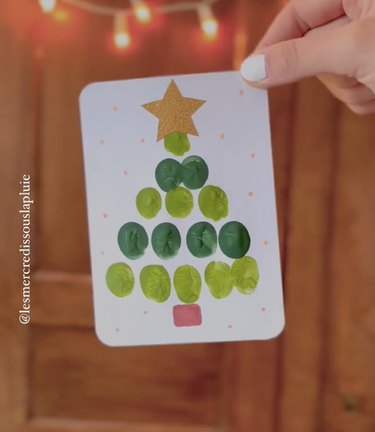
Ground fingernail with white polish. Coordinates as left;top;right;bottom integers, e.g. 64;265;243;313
240;54;267;82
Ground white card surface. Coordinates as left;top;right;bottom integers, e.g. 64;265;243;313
79;71;284;347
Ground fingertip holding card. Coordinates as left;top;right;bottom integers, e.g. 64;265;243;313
79;71;284;346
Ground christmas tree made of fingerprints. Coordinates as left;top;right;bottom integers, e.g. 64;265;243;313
105;80;259;327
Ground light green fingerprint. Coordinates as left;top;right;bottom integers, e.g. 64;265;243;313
198;185;228;221
204;261;233;299
174;265;201;304
231;256;259;294
165;186;193;218
136;187;162;219
164;132;190;156
140;265;171;303
106;262;135;298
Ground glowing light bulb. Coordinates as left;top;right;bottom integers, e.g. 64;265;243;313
114;32;131;49
198;4;218;41
39;0;57;14
113;12;131;50
132;0;151;23
202;17;218;39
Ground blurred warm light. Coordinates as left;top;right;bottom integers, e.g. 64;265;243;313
114;31;131;50
201;17;218;40
53;9;70;22
132;1;151;24
114;12;131;50
39;0;57;14
198;4;218;41
36;0;223;53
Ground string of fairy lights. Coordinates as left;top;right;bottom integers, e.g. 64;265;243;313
38;0;222;51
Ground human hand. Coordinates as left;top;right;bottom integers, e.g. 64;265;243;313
240;0;375;115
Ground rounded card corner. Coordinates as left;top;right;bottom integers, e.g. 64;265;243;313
94;325;118;348
265;314;285;340
79;82;100;106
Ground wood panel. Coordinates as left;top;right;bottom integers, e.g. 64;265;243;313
31;328;223;425
38;21;90;273
25;418;216;432
278;78;340;432
23;418;217;432
0;1;39;431
322;107;375;431
33;271;93;327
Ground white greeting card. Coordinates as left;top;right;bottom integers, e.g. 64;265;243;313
79;71;284;346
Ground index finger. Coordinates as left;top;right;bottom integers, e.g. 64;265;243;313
256;0;345;50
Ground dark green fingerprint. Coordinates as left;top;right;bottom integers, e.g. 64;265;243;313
118;222;149;260
152;223;181;259
186;222;217;258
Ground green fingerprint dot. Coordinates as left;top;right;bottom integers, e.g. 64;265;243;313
198;185;228;221
165;186;193;218
136;187;162;219
219;221;250;259
174;265;201;304
106;262;135;298
231;256;259;294
182;155;209;190
186;222;217;258
118;222;148;260
155;159;183;192
164;132;190;156
140;265;171;303
204;261;233;299
152;223;181;259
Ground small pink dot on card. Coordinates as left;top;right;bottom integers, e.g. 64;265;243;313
115;328;120;332
220;133;225;140
240;89;245;96
251;153;256;159
144;310;148;315
123;170;128;176
102;213;108;219
100;139;105;144
140;138;145;144
112;106;118;112
261;307;266;312
264;240;269;246
228;324;233;329
248;191;254;198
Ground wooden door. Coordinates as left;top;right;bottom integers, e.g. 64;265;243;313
1;1;374;431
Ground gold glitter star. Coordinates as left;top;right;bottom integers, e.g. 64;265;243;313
142;80;206;141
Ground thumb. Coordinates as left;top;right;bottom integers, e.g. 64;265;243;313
241;22;358;88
